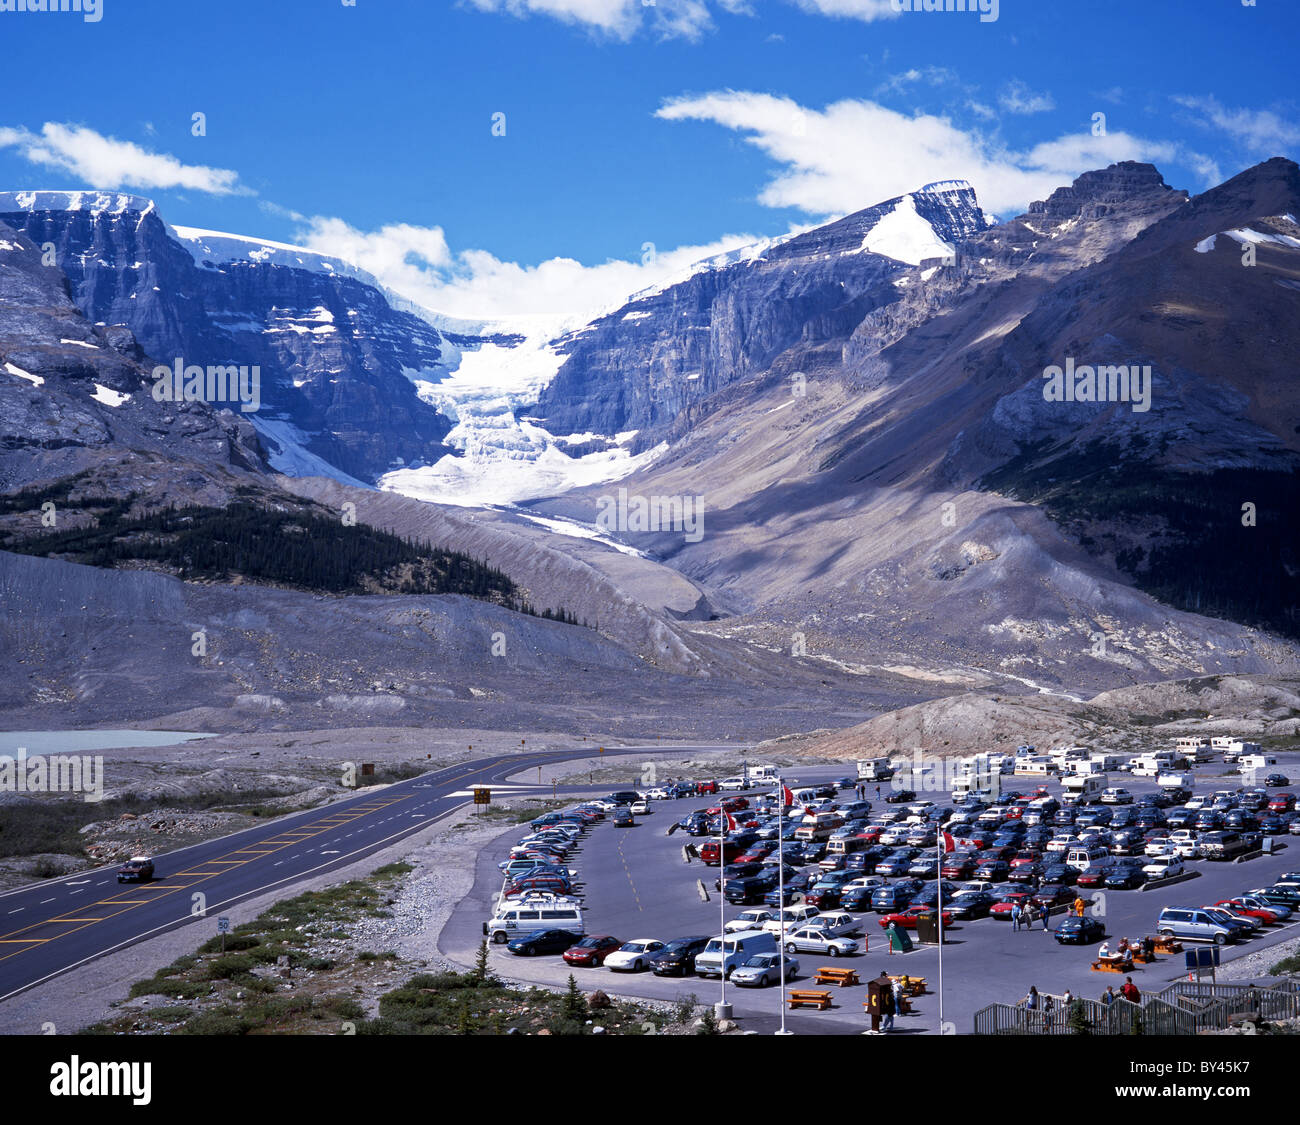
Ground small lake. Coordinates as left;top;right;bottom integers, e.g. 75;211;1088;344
0;730;218;754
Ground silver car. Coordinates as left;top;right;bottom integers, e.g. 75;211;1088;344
782;927;859;957
730;952;800;987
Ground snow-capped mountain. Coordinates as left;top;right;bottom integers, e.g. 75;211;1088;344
0;191;461;483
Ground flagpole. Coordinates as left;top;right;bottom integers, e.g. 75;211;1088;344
777;775;789;1034
937;827;945;1033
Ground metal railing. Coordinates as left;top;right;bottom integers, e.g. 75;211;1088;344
976;978;1300;1035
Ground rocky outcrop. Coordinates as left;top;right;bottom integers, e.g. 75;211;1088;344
0;191;464;482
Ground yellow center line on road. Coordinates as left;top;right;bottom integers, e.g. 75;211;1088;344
0;752;563;967
0;790;423;962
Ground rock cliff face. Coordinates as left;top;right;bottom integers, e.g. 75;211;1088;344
0;216;264;495
0;191;464;483
532;181;991;441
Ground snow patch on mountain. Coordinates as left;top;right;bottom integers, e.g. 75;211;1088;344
860;193;956;265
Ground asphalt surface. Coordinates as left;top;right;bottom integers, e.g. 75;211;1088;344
446;760;1300;1034
0;744;696;1003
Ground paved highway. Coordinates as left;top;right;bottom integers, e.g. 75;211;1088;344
0;743;696;1002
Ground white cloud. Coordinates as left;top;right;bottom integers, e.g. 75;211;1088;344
789;0;898;21
655;91;1191;218
294;213;772;328
462;0;719;40
1172;95;1300;156
0;123;245;196
998;80;1056;115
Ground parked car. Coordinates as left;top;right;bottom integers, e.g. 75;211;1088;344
562;934;623;966
649;936;712;976
1054;915;1106;945
783;927;860;957
730;952;800;987
605;939;666;971
507;929;581;956
612;807;636;828
947;891;996;920
1156;908;1235;945
878;905;954;930
1104;862;1148;890
1142;856;1185;880
725;909;776;934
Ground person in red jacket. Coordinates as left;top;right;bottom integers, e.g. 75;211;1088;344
1120;977;1141;1004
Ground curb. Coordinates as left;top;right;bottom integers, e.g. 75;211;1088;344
1140;870;1201;892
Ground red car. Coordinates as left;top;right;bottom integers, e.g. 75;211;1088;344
720;796;750;813
700;840;745;866
1268;793;1295;813
878;905;955;930
696;780;719;795
1009;850;1043;869
503;875;573;898
941;855;978;880
990;891;1034;920
563;935;623;967
1215;898;1284;925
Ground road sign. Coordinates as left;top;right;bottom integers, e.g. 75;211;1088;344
473;786;491;805
217;917;230;933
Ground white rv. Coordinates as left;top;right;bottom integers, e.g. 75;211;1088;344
1062;774;1106;804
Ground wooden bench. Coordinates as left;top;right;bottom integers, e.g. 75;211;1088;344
1091;958;1134;974
1151;935;1183;954
788;989;834;1010
1130;950;1155;964
813;967;860;987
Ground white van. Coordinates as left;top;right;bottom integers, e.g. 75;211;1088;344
1066;845;1110;871
484;898;585;944
694;929;778;979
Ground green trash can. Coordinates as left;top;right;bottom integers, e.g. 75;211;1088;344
887;922;914;953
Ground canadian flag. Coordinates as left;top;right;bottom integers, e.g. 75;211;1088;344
941;830;956;853
723;810;737;832
781;784;794;807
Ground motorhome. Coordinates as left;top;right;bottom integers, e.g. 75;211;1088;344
1240;754;1278;774
1158;772;1194;791
856;758;893;781
746;765;779;783
1220;740;1262;761
1014;757;1057;777
795;811;843;842
953;773;999;801
1062;774;1106;805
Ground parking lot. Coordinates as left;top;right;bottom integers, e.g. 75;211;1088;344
441;756;1300;1032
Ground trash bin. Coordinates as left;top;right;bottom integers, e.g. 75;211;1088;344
915;915;940;945
887;923;914;952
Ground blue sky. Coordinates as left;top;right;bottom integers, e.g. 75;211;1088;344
1;0;1297;323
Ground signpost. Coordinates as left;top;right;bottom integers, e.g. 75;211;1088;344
472;785;491;817
217;916;230;954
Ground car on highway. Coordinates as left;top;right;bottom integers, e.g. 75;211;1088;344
604;939;666;971
507;929;582;956
730;952;800;987
648;936;712;976
783;927;860;957
116;856;155;884
562;935;623;967
1054;915;1106;945
612;807;636;828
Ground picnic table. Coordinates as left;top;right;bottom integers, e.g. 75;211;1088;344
1091;957;1134;974
813;967;860;987
889;975;927;996
1151;934;1183;954
788;989;833;1010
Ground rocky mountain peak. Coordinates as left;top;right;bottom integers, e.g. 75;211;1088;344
1025;161;1185;225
